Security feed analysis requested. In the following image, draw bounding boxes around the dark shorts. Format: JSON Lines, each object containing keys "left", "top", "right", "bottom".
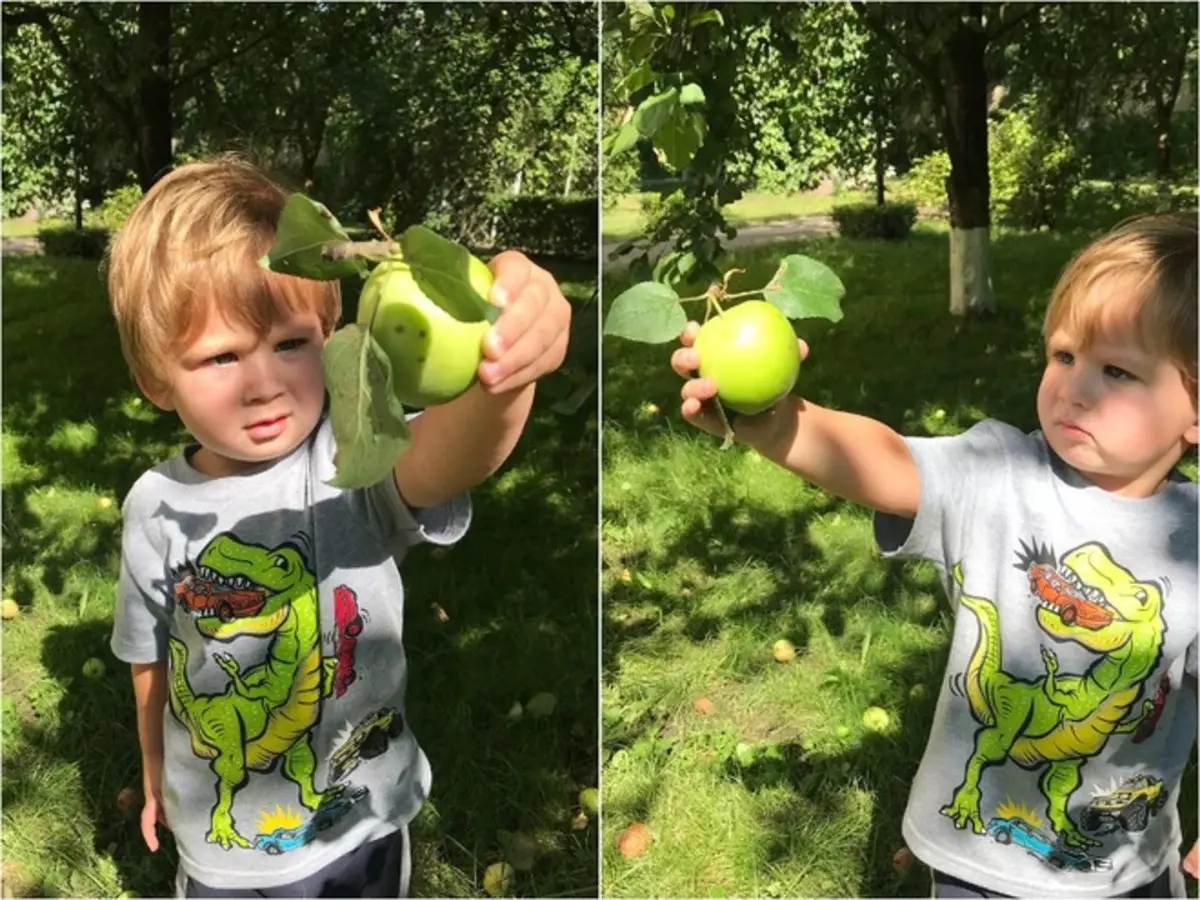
{"left": 933, "top": 862, "right": 1181, "bottom": 898}
{"left": 182, "top": 827, "right": 407, "bottom": 898}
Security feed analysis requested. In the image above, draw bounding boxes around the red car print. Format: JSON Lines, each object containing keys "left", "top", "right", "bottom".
{"left": 1027, "top": 564, "right": 1114, "bottom": 630}
{"left": 333, "top": 585, "right": 363, "bottom": 697}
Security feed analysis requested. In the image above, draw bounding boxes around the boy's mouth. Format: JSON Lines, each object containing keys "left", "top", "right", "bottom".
{"left": 246, "top": 414, "right": 289, "bottom": 439}
{"left": 1057, "top": 419, "right": 1091, "bottom": 440}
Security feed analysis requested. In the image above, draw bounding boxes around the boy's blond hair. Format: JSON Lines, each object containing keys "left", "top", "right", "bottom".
{"left": 107, "top": 155, "right": 341, "bottom": 397}
{"left": 1043, "top": 212, "right": 1198, "bottom": 397}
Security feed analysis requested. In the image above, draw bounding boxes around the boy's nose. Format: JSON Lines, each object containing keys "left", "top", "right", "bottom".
{"left": 1062, "top": 369, "right": 1098, "bottom": 408}
{"left": 242, "top": 355, "right": 285, "bottom": 402}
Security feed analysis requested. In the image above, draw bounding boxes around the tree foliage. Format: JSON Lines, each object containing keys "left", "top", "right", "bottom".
{"left": 2, "top": 2, "right": 599, "bottom": 241}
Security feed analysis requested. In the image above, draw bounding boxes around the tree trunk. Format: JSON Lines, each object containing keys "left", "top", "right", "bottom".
{"left": 136, "top": 2, "right": 173, "bottom": 191}
{"left": 73, "top": 144, "right": 84, "bottom": 231}
{"left": 873, "top": 105, "right": 886, "bottom": 207}
{"left": 1154, "top": 99, "right": 1172, "bottom": 181}
{"left": 943, "top": 20, "right": 994, "bottom": 317}
{"left": 564, "top": 132, "right": 577, "bottom": 198}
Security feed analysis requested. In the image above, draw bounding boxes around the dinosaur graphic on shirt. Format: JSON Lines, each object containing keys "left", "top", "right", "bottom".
{"left": 168, "top": 532, "right": 348, "bottom": 850}
{"left": 941, "top": 541, "right": 1165, "bottom": 849}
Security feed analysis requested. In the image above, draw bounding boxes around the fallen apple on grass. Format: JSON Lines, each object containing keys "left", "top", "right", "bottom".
{"left": 617, "top": 822, "right": 653, "bottom": 858}
{"left": 82, "top": 657, "right": 107, "bottom": 679}
{"left": 482, "top": 862, "right": 514, "bottom": 897}
{"left": 772, "top": 639, "right": 796, "bottom": 663}
{"left": 578, "top": 787, "right": 599, "bottom": 816}
{"left": 861, "top": 706, "right": 893, "bottom": 732}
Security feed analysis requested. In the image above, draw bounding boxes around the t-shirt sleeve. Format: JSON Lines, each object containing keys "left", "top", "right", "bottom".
{"left": 874, "top": 419, "right": 1012, "bottom": 568}
{"left": 314, "top": 416, "right": 472, "bottom": 550}
{"left": 110, "top": 479, "right": 173, "bottom": 665}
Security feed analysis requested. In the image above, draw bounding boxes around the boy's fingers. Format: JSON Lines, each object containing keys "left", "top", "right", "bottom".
{"left": 681, "top": 378, "right": 717, "bottom": 402}
{"left": 142, "top": 805, "right": 160, "bottom": 853}
{"left": 484, "top": 281, "right": 548, "bottom": 360}
{"left": 799, "top": 338, "right": 810, "bottom": 361}
{"left": 484, "top": 328, "right": 570, "bottom": 394}
{"left": 671, "top": 347, "right": 699, "bottom": 377}
{"left": 680, "top": 321, "right": 700, "bottom": 346}
{"left": 486, "top": 250, "right": 535, "bottom": 309}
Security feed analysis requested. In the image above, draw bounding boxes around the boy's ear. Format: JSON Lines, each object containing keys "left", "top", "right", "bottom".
{"left": 1186, "top": 418, "right": 1198, "bottom": 446}
{"left": 135, "top": 373, "right": 175, "bottom": 411}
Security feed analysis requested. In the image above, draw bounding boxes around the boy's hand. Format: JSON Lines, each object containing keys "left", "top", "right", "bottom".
{"left": 1185, "top": 841, "right": 1198, "bottom": 878}
{"left": 671, "top": 320, "right": 808, "bottom": 450}
{"left": 141, "top": 766, "right": 168, "bottom": 852}
{"left": 478, "top": 251, "right": 571, "bottom": 395}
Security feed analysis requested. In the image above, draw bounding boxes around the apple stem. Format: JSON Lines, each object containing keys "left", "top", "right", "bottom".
{"left": 322, "top": 240, "right": 400, "bottom": 262}
{"left": 713, "top": 398, "right": 736, "bottom": 450}
{"left": 720, "top": 289, "right": 764, "bottom": 302}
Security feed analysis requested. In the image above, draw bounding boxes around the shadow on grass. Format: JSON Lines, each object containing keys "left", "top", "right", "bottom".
{"left": 2, "top": 255, "right": 599, "bottom": 897}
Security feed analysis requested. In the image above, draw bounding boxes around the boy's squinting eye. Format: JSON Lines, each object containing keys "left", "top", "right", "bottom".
{"left": 1103, "top": 365, "right": 1137, "bottom": 382}
{"left": 1051, "top": 349, "right": 1074, "bottom": 365}
{"left": 206, "top": 352, "right": 238, "bottom": 367}
{"left": 276, "top": 337, "right": 308, "bottom": 353}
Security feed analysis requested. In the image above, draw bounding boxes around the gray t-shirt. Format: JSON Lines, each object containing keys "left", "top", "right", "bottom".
{"left": 875, "top": 419, "right": 1197, "bottom": 898}
{"left": 110, "top": 416, "right": 470, "bottom": 889}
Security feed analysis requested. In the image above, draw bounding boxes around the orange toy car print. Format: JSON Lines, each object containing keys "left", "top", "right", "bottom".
{"left": 1025, "top": 562, "right": 1114, "bottom": 630}
{"left": 175, "top": 569, "right": 267, "bottom": 622}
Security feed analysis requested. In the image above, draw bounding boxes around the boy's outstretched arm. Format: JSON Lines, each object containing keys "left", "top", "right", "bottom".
{"left": 394, "top": 251, "right": 571, "bottom": 509}
{"left": 672, "top": 322, "right": 919, "bottom": 518}
{"left": 132, "top": 661, "right": 169, "bottom": 852}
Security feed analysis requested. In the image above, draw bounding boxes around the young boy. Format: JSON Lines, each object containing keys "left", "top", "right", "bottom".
{"left": 673, "top": 213, "right": 1198, "bottom": 898}
{"left": 106, "top": 156, "right": 572, "bottom": 897}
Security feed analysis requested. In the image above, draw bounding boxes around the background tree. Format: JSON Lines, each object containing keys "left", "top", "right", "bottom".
{"left": 853, "top": 3, "right": 1042, "bottom": 317}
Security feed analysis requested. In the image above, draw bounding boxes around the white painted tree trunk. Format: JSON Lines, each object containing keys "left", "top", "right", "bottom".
{"left": 949, "top": 226, "right": 996, "bottom": 316}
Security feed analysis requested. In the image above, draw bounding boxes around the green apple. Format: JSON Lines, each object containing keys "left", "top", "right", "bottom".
{"left": 694, "top": 300, "right": 801, "bottom": 416}
{"left": 578, "top": 787, "right": 599, "bottom": 816}
{"left": 861, "top": 706, "right": 892, "bottom": 732}
{"left": 82, "top": 657, "right": 107, "bottom": 679}
{"left": 357, "top": 257, "right": 492, "bottom": 408}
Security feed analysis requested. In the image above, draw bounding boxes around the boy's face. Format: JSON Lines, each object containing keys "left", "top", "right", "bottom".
{"left": 1037, "top": 313, "right": 1197, "bottom": 497}
{"left": 141, "top": 306, "right": 328, "bottom": 477}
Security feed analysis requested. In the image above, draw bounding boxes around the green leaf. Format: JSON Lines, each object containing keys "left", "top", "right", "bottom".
{"left": 397, "top": 226, "right": 500, "bottom": 324}
{"left": 656, "top": 110, "right": 707, "bottom": 171}
{"left": 633, "top": 87, "right": 679, "bottom": 138}
{"left": 763, "top": 255, "right": 846, "bottom": 323}
{"left": 622, "top": 63, "right": 657, "bottom": 95}
{"left": 261, "top": 194, "right": 367, "bottom": 281}
{"left": 323, "top": 325, "right": 411, "bottom": 489}
{"left": 689, "top": 9, "right": 724, "bottom": 27}
{"left": 526, "top": 691, "right": 558, "bottom": 718}
{"left": 679, "top": 82, "right": 706, "bottom": 107}
{"left": 603, "top": 282, "right": 687, "bottom": 344}
{"left": 609, "top": 122, "right": 641, "bottom": 156}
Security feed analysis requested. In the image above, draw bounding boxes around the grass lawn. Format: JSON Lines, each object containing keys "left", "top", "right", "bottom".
{"left": 601, "top": 227, "right": 1198, "bottom": 897}
{"left": 603, "top": 188, "right": 875, "bottom": 240}
{"left": 2, "top": 219, "right": 65, "bottom": 238}
{"left": 1, "top": 254, "right": 599, "bottom": 898}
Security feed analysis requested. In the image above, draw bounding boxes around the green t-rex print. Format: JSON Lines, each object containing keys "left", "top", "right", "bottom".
{"left": 168, "top": 532, "right": 339, "bottom": 850}
{"left": 943, "top": 541, "right": 1165, "bottom": 848}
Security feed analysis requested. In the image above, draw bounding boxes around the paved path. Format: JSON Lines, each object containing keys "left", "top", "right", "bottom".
{"left": 602, "top": 213, "right": 836, "bottom": 266}
{"left": 2, "top": 236, "right": 41, "bottom": 255}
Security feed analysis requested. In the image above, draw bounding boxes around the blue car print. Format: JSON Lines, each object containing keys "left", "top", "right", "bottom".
{"left": 986, "top": 816, "right": 1112, "bottom": 872}
{"left": 253, "top": 785, "right": 369, "bottom": 855}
